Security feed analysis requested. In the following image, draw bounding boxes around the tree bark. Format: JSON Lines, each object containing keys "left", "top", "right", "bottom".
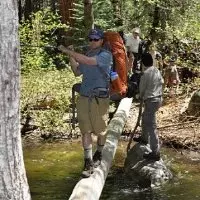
{"left": 58, "top": 0, "right": 75, "bottom": 45}
{"left": 110, "top": 0, "right": 123, "bottom": 27}
{"left": 84, "top": 0, "right": 94, "bottom": 35}
{"left": 0, "top": 1, "right": 31, "bottom": 199}
{"left": 58, "top": 0, "right": 75, "bottom": 25}
{"left": 51, "top": 0, "right": 57, "bottom": 12}
{"left": 69, "top": 98, "right": 133, "bottom": 200}
{"left": 149, "top": 3, "right": 160, "bottom": 42}
{"left": 24, "top": 0, "right": 32, "bottom": 20}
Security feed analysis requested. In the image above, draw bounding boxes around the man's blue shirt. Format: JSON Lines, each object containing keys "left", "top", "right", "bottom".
{"left": 78, "top": 48, "right": 112, "bottom": 97}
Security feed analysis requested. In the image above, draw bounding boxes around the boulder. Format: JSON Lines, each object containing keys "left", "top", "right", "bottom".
{"left": 187, "top": 89, "right": 200, "bottom": 116}
{"left": 124, "top": 143, "right": 173, "bottom": 188}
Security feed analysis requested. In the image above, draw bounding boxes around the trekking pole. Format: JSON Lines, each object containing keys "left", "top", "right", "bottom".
{"left": 20, "top": 44, "right": 59, "bottom": 50}
{"left": 71, "top": 85, "right": 76, "bottom": 130}
{"left": 126, "top": 99, "right": 143, "bottom": 153}
{"left": 20, "top": 43, "right": 87, "bottom": 51}
{"left": 71, "top": 83, "right": 81, "bottom": 130}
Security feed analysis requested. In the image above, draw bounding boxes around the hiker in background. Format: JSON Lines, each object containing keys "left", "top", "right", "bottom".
{"left": 58, "top": 28, "right": 112, "bottom": 178}
{"left": 118, "top": 30, "right": 127, "bottom": 45}
{"left": 163, "top": 55, "right": 180, "bottom": 97}
{"left": 133, "top": 53, "right": 163, "bottom": 161}
{"left": 149, "top": 42, "right": 163, "bottom": 74}
{"left": 125, "top": 27, "right": 141, "bottom": 73}
{"left": 118, "top": 30, "right": 133, "bottom": 72}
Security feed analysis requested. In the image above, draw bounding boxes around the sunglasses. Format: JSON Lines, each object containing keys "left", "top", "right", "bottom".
{"left": 89, "top": 38, "right": 100, "bottom": 42}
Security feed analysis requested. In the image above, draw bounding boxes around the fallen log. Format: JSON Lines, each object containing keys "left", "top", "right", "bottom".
{"left": 69, "top": 97, "right": 133, "bottom": 200}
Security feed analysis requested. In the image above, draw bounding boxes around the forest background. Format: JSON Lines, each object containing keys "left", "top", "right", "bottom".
{"left": 19, "top": 0, "right": 200, "bottom": 140}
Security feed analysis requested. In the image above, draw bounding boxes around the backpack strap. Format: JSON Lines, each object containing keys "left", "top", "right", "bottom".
{"left": 96, "top": 48, "right": 112, "bottom": 89}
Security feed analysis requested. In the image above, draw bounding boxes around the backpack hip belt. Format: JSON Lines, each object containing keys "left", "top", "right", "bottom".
{"left": 91, "top": 87, "right": 109, "bottom": 98}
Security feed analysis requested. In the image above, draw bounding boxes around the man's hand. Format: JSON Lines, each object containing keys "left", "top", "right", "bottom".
{"left": 58, "top": 45, "right": 67, "bottom": 53}
{"left": 68, "top": 45, "right": 74, "bottom": 51}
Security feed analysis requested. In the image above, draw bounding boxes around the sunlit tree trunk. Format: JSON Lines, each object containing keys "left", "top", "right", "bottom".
{"left": 0, "top": 1, "right": 31, "bottom": 199}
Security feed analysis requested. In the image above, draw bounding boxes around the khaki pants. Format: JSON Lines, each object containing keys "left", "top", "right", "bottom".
{"left": 77, "top": 96, "right": 109, "bottom": 136}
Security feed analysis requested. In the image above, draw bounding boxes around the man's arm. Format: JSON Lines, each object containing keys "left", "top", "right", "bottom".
{"left": 139, "top": 73, "right": 147, "bottom": 100}
{"left": 69, "top": 56, "right": 81, "bottom": 76}
{"left": 58, "top": 45, "right": 97, "bottom": 65}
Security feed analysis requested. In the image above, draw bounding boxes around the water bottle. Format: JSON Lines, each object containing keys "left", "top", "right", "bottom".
{"left": 110, "top": 71, "right": 118, "bottom": 81}
{"left": 110, "top": 71, "right": 123, "bottom": 93}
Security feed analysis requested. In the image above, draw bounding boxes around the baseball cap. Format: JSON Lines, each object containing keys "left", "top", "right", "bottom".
{"left": 132, "top": 27, "right": 140, "bottom": 34}
{"left": 88, "top": 28, "right": 104, "bottom": 39}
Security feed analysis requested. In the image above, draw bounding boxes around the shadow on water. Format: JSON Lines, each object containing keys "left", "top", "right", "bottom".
{"left": 24, "top": 140, "right": 200, "bottom": 200}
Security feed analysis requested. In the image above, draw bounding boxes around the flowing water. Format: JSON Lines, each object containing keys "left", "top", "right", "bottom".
{"left": 23, "top": 140, "right": 200, "bottom": 200}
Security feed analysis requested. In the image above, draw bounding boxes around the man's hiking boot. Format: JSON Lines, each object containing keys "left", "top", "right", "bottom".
{"left": 143, "top": 152, "right": 160, "bottom": 161}
{"left": 133, "top": 136, "right": 148, "bottom": 145}
{"left": 81, "top": 158, "right": 94, "bottom": 178}
{"left": 93, "top": 150, "right": 102, "bottom": 168}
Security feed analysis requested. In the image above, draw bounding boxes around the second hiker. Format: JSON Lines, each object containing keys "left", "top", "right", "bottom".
{"left": 134, "top": 53, "right": 163, "bottom": 161}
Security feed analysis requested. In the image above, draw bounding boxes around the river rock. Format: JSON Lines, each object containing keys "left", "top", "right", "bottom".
{"left": 124, "top": 143, "right": 173, "bottom": 188}
{"left": 187, "top": 89, "right": 200, "bottom": 116}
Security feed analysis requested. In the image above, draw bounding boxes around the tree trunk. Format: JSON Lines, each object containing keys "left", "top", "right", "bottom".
{"left": 24, "top": 0, "right": 32, "bottom": 20}
{"left": 58, "top": 0, "right": 75, "bottom": 44}
{"left": 58, "top": 0, "right": 75, "bottom": 25}
{"left": 149, "top": 4, "right": 160, "bottom": 42}
{"left": 0, "top": 1, "right": 31, "bottom": 199}
{"left": 110, "top": 0, "right": 123, "bottom": 27}
{"left": 51, "top": 0, "right": 57, "bottom": 12}
{"left": 84, "top": 0, "right": 94, "bottom": 35}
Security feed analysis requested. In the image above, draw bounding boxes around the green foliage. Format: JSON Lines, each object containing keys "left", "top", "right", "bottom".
{"left": 21, "top": 68, "right": 80, "bottom": 134}
{"left": 19, "top": 1, "right": 200, "bottom": 137}
{"left": 166, "top": 1, "right": 200, "bottom": 40}
{"left": 122, "top": 0, "right": 200, "bottom": 41}
{"left": 19, "top": 8, "right": 69, "bottom": 73}
{"left": 69, "top": 2, "right": 85, "bottom": 45}
{"left": 69, "top": 0, "right": 115, "bottom": 46}
{"left": 93, "top": 0, "right": 115, "bottom": 29}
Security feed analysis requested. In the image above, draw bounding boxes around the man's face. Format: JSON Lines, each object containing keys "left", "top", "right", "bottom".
{"left": 133, "top": 32, "right": 139, "bottom": 39}
{"left": 149, "top": 45, "right": 156, "bottom": 51}
{"left": 88, "top": 38, "right": 103, "bottom": 49}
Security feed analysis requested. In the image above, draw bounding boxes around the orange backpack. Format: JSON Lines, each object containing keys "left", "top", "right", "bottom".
{"left": 103, "top": 31, "right": 128, "bottom": 98}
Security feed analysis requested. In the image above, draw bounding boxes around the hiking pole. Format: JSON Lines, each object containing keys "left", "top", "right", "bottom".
{"left": 20, "top": 43, "right": 88, "bottom": 51}
{"left": 71, "top": 83, "right": 81, "bottom": 129}
{"left": 20, "top": 44, "right": 60, "bottom": 50}
{"left": 126, "top": 99, "right": 143, "bottom": 153}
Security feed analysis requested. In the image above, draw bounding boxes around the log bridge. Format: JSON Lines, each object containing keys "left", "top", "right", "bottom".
{"left": 69, "top": 97, "right": 133, "bottom": 200}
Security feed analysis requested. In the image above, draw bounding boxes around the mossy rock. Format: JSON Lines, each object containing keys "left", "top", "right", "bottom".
{"left": 187, "top": 90, "right": 200, "bottom": 116}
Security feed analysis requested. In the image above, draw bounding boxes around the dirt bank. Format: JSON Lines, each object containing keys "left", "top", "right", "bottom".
{"left": 124, "top": 95, "right": 200, "bottom": 152}
{"left": 22, "top": 92, "right": 200, "bottom": 153}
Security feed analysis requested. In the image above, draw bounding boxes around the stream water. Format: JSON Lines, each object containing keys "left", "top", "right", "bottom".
{"left": 23, "top": 140, "right": 200, "bottom": 200}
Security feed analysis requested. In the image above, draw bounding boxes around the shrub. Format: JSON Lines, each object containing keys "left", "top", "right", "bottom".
{"left": 19, "top": 8, "right": 69, "bottom": 73}
{"left": 21, "top": 68, "right": 81, "bottom": 135}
